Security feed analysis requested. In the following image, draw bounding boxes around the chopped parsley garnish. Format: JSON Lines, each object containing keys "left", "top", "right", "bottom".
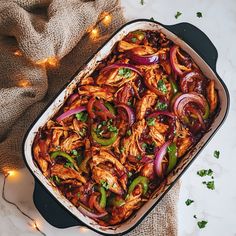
{"left": 131, "top": 37, "right": 137, "bottom": 43}
{"left": 196, "top": 12, "right": 203, "bottom": 18}
{"left": 128, "top": 172, "right": 133, "bottom": 178}
{"left": 197, "top": 169, "right": 213, "bottom": 177}
{"left": 64, "top": 162, "right": 74, "bottom": 168}
{"left": 140, "top": 0, "right": 144, "bottom": 5}
{"left": 71, "top": 149, "right": 78, "bottom": 156}
{"left": 53, "top": 175, "right": 61, "bottom": 185}
{"left": 118, "top": 68, "right": 132, "bottom": 78}
{"left": 78, "top": 127, "right": 87, "bottom": 137}
{"left": 202, "top": 181, "right": 215, "bottom": 190}
{"left": 150, "top": 17, "right": 155, "bottom": 21}
{"left": 137, "top": 155, "right": 142, "bottom": 161}
{"left": 142, "top": 143, "right": 147, "bottom": 150}
{"left": 157, "top": 80, "right": 167, "bottom": 94}
{"left": 185, "top": 199, "right": 194, "bottom": 206}
{"left": 197, "top": 220, "right": 208, "bottom": 229}
{"left": 175, "top": 11, "right": 182, "bottom": 19}
{"left": 156, "top": 101, "right": 168, "bottom": 110}
{"left": 76, "top": 111, "right": 88, "bottom": 122}
{"left": 100, "top": 180, "right": 109, "bottom": 190}
{"left": 108, "top": 124, "right": 118, "bottom": 133}
{"left": 147, "top": 117, "right": 156, "bottom": 126}
{"left": 77, "top": 193, "right": 81, "bottom": 198}
{"left": 120, "top": 146, "right": 125, "bottom": 153}
{"left": 214, "top": 150, "right": 220, "bottom": 159}
{"left": 126, "top": 129, "right": 132, "bottom": 136}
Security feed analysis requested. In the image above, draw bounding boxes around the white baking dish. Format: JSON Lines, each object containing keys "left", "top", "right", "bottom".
{"left": 23, "top": 19, "right": 229, "bottom": 235}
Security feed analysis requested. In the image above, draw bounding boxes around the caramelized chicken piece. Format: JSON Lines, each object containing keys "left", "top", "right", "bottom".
{"left": 60, "top": 179, "right": 82, "bottom": 187}
{"left": 140, "top": 162, "right": 155, "bottom": 180}
{"left": 51, "top": 164, "right": 86, "bottom": 184}
{"left": 96, "top": 68, "right": 137, "bottom": 87}
{"left": 91, "top": 150, "right": 127, "bottom": 191}
{"left": 78, "top": 85, "right": 113, "bottom": 101}
{"left": 91, "top": 150, "right": 125, "bottom": 173}
{"left": 109, "top": 193, "right": 142, "bottom": 225}
{"left": 114, "top": 83, "right": 133, "bottom": 104}
{"left": 92, "top": 166, "right": 124, "bottom": 195}
{"left": 51, "top": 129, "right": 64, "bottom": 148}
{"left": 177, "top": 137, "right": 193, "bottom": 157}
{"left": 33, "top": 143, "right": 49, "bottom": 174}
{"left": 68, "top": 97, "right": 89, "bottom": 110}
{"left": 79, "top": 76, "right": 94, "bottom": 85}
{"left": 72, "top": 119, "right": 87, "bottom": 138}
{"left": 136, "top": 91, "right": 157, "bottom": 120}
{"left": 60, "top": 133, "right": 84, "bottom": 152}
{"left": 121, "top": 119, "right": 146, "bottom": 163}
{"left": 207, "top": 80, "right": 218, "bottom": 113}
{"left": 149, "top": 126, "right": 165, "bottom": 147}
{"left": 153, "top": 121, "right": 169, "bottom": 134}
{"left": 118, "top": 40, "right": 156, "bottom": 55}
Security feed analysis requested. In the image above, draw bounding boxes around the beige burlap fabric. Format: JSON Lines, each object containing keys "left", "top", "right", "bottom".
{"left": 0, "top": 0, "right": 179, "bottom": 235}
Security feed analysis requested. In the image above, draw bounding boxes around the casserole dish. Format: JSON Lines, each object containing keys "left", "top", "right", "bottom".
{"left": 23, "top": 19, "right": 229, "bottom": 235}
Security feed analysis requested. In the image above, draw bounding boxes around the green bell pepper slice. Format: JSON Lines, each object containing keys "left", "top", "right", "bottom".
{"left": 169, "top": 78, "right": 178, "bottom": 95}
{"left": 104, "top": 102, "right": 116, "bottom": 115}
{"left": 99, "top": 186, "right": 107, "bottom": 208}
{"left": 50, "top": 151, "right": 79, "bottom": 171}
{"left": 91, "top": 129, "right": 118, "bottom": 146}
{"left": 128, "top": 176, "right": 149, "bottom": 195}
{"left": 166, "top": 143, "right": 177, "bottom": 174}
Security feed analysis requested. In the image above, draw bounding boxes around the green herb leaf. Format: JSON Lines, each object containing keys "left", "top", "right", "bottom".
{"left": 128, "top": 172, "right": 133, "bottom": 178}
{"left": 100, "top": 180, "right": 109, "bottom": 190}
{"left": 175, "top": 11, "right": 182, "bottom": 19}
{"left": 64, "top": 162, "right": 74, "bottom": 168}
{"left": 131, "top": 37, "right": 137, "bottom": 43}
{"left": 53, "top": 175, "right": 61, "bottom": 185}
{"left": 214, "top": 150, "right": 220, "bottom": 159}
{"left": 136, "top": 155, "right": 142, "bottom": 161}
{"left": 197, "top": 220, "right": 208, "bottom": 229}
{"left": 71, "top": 149, "right": 78, "bottom": 156}
{"left": 108, "top": 124, "right": 118, "bottom": 133}
{"left": 140, "top": 0, "right": 144, "bottom": 5}
{"left": 202, "top": 181, "right": 215, "bottom": 190}
{"left": 156, "top": 101, "right": 168, "bottom": 110}
{"left": 185, "top": 199, "right": 194, "bottom": 206}
{"left": 120, "top": 146, "right": 125, "bottom": 153}
{"left": 196, "top": 12, "right": 203, "bottom": 18}
{"left": 77, "top": 192, "right": 81, "bottom": 198}
{"left": 157, "top": 80, "right": 167, "bottom": 94}
{"left": 197, "top": 169, "right": 213, "bottom": 177}
{"left": 118, "top": 68, "right": 132, "bottom": 78}
{"left": 126, "top": 129, "right": 131, "bottom": 136}
{"left": 76, "top": 111, "right": 88, "bottom": 122}
{"left": 147, "top": 117, "right": 156, "bottom": 126}
{"left": 142, "top": 143, "right": 147, "bottom": 150}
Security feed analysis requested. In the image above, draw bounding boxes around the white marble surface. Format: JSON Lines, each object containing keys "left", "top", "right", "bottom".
{"left": 1, "top": 0, "right": 236, "bottom": 235}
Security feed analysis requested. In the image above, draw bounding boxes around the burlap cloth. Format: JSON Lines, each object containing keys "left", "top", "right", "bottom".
{"left": 0, "top": 0, "right": 179, "bottom": 235}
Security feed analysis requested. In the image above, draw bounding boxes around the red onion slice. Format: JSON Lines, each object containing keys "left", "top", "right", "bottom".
{"left": 127, "top": 51, "right": 159, "bottom": 65}
{"left": 154, "top": 141, "right": 171, "bottom": 177}
{"left": 56, "top": 106, "right": 86, "bottom": 122}
{"left": 67, "top": 93, "right": 79, "bottom": 105}
{"left": 117, "top": 103, "right": 135, "bottom": 126}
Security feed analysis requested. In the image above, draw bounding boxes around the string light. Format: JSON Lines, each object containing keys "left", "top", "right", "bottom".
{"left": 35, "top": 57, "right": 59, "bottom": 68}
{"left": 101, "top": 12, "right": 112, "bottom": 26}
{"left": 1, "top": 171, "right": 46, "bottom": 236}
{"left": 18, "top": 79, "right": 31, "bottom": 88}
{"left": 14, "top": 50, "right": 23, "bottom": 57}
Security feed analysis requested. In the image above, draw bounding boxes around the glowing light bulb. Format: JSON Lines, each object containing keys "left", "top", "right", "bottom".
{"left": 14, "top": 50, "right": 23, "bottom": 57}
{"left": 102, "top": 14, "right": 112, "bottom": 26}
{"left": 18, "top": 79, "right": 31, "bottom": 88}
{"left": 7, "top": 170, "right": 16, "bottom": 177}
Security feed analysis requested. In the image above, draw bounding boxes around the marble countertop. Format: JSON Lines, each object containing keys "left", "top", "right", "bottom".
{"left": 1, "top": 0, "right": 236, "bottom": 235}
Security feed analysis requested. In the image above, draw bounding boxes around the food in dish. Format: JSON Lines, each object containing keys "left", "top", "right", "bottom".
{"left": 33, "top": 30, "right": 218, "bottom": 226}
